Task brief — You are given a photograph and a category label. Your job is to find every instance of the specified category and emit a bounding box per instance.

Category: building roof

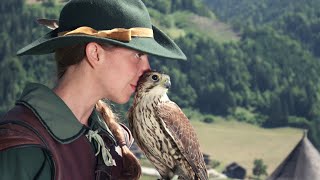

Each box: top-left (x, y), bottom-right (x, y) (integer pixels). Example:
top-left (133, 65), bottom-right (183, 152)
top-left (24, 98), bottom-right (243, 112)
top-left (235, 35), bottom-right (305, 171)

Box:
top-left (267, 132), bottom-right (320, 180)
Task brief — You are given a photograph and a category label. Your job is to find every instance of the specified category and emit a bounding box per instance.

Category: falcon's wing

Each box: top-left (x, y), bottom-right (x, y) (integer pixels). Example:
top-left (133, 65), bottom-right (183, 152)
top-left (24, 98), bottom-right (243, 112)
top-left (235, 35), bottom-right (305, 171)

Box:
top-left (127, 107), bottom-right (141, 148)
top-left (155, 101), bottom-right (208, 180)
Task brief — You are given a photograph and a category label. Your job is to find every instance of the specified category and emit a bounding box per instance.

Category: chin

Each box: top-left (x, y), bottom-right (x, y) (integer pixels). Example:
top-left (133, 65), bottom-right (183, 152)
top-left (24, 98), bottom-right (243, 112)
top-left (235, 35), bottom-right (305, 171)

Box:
top-left (114, 97), bottom-right (130, 104)
top-left (109, 91), bottom-right (132, 104)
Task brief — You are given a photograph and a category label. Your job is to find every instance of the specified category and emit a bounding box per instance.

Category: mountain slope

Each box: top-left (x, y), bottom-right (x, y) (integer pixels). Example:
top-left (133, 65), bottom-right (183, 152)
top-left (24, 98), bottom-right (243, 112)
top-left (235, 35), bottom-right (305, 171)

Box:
top-left (203, 0), bottom-right (320, 56)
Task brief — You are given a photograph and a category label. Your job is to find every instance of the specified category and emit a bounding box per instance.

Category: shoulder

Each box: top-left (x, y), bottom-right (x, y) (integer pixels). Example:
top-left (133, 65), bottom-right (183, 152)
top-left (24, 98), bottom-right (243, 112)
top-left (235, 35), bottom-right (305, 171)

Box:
top-left (0, 115), bottom-right (48, 151)
top-left (0, 107), bottom-right (54, 179)
top-left (0, 147), bottom-right (53, 180)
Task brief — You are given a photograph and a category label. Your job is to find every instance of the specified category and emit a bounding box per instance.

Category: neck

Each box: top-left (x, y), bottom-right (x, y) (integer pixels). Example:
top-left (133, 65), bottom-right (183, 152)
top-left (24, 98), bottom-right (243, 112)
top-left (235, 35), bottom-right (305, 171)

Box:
top-left (134, 91), bottom-right (170, 107)
top-left (53, 65), bottom-right (102, 126)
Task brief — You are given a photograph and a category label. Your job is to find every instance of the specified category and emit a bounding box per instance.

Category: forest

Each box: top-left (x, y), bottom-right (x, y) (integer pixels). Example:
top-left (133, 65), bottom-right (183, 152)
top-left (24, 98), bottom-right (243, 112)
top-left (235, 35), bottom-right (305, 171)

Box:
top-left (0, 0), bottom-right (319, 150)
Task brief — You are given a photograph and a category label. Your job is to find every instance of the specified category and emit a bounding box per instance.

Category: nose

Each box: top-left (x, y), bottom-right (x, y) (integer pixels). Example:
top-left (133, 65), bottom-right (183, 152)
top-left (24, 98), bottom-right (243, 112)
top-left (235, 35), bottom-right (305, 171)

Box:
top-left (139, 55), bottom-right (151, 74)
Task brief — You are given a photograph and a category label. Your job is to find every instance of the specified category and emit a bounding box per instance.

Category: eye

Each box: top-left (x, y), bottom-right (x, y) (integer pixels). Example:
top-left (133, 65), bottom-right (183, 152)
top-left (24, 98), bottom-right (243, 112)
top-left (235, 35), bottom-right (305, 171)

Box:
top-left (151, 74), bottom-right (159, 81)
top-left (134, 53), bottom-right (144, 60)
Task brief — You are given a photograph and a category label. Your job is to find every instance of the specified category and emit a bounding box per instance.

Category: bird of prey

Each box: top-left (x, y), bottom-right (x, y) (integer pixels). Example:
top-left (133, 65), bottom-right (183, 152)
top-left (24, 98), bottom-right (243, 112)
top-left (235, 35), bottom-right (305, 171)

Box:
top-left (128, 70), bottom-right (208, 180)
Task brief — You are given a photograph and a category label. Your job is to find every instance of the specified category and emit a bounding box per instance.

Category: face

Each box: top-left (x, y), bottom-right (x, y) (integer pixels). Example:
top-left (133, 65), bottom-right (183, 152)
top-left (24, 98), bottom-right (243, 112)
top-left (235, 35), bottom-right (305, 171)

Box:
top-left (136, 71), bottom-right (171, 96)
top-left (99, 46), bottom-right (151, 104)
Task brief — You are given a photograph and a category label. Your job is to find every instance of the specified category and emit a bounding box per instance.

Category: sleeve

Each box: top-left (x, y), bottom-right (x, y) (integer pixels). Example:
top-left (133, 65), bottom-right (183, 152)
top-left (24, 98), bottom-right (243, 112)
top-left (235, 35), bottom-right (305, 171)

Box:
top-left (119, 123), bottom-right (134, 148)
top-left (0, 147), bottom-right (53, 180)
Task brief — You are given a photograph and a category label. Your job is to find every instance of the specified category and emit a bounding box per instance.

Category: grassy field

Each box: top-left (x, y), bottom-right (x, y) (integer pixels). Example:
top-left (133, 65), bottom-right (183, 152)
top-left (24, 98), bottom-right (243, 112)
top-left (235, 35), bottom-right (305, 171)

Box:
top-left (193, 120), bottom-right (303, 175)
top-left (139, 120), bottom-right (302, 179)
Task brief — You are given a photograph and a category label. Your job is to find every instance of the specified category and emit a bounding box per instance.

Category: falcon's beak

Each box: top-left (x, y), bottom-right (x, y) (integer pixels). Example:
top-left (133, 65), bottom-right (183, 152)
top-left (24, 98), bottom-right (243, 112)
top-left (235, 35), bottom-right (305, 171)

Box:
top-left (163, 76), bottom-right (171, 89)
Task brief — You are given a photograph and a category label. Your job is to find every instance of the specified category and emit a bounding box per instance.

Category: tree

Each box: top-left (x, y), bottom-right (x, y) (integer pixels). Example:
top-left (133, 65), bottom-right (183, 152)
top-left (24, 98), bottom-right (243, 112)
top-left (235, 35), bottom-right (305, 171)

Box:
top-left (252, 158), bottom-right (268, 179)
top-left (309, 119), bottom-right (320, 150)
top-left (0, 57), bottom-right (28, 112)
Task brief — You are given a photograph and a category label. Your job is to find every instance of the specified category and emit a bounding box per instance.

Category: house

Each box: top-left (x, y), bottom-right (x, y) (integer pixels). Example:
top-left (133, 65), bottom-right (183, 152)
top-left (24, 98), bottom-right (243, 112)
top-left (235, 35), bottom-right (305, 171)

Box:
top-left (223, 162), bottom-right (246, 179)
top-left (203, 153), bottom-right (211, 165)
top-left (267, 131), bottom-right (320, 180)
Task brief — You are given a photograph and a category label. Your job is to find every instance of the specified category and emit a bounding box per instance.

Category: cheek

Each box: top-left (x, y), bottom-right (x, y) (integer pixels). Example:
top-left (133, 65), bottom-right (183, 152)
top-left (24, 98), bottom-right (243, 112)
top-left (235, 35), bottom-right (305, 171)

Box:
top-left (108, 60), bottom-right (140, 89)
top-left (113, 62), bottom-right (135, 78)
top-left (126, 63), bottom-right (141, 79)
top-left (117, 66), bottom-right (137, 89)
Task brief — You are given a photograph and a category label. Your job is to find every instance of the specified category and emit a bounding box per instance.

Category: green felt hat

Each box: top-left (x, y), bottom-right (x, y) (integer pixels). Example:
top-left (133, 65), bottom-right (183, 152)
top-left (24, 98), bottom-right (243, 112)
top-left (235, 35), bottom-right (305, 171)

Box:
top-left (17, 0), bottom-right (186, 60)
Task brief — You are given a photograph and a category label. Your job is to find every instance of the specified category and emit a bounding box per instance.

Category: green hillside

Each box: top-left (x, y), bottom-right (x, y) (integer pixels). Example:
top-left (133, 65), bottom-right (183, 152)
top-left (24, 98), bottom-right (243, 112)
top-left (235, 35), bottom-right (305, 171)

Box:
top-left (1, 0), bottom-right (319, 179)
top-left (1, 0), bottom-right (319, 152)
top-left (204, 0), bottom-right (320, 57)
top-left (193, 120), bottom-right (302, 176)
top-left (149, 10), bottom-right (239, 43)
top-left (198, 0), bottom-right (320, 149)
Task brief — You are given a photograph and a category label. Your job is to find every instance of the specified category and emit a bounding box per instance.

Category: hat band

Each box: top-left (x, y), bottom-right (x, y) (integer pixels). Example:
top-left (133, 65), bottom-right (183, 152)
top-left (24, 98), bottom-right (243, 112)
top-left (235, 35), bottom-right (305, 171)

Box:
top-left (58, 26), bottom-right (153, 42)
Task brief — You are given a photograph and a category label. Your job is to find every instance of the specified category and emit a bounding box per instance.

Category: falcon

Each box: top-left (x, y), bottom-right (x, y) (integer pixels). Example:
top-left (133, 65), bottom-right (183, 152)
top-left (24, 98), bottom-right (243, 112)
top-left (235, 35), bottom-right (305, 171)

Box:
top-left (128, 70), bottom-right (208, 180)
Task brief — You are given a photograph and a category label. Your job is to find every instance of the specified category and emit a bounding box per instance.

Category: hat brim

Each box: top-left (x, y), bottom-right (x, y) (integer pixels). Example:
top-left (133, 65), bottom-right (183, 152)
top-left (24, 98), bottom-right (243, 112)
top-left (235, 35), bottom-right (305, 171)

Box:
top-left (17, 25), bottom-right (186, 60)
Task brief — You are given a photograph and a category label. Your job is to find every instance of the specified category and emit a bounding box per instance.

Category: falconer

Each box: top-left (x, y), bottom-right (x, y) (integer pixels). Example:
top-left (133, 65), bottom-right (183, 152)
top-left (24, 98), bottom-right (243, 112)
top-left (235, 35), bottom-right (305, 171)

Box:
top-left (0, 0), bottom-right (186, 179)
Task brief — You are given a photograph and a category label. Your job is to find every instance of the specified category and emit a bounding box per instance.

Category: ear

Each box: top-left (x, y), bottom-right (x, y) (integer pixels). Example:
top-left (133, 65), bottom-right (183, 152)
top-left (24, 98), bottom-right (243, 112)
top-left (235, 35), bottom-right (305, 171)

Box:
top-left (85, 42), bottom-right (104, 68)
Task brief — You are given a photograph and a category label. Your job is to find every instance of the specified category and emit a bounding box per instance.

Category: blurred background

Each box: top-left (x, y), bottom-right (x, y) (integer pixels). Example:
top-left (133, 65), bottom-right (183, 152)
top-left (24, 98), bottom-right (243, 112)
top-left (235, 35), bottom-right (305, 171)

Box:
top-left (1, 0), bottom-right (320, 179)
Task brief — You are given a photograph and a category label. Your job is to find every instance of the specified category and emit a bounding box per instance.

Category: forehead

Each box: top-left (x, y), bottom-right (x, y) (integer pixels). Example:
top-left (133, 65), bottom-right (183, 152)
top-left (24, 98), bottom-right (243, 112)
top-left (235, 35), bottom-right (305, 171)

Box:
top-left (104, 45), bottom-right (141, 55)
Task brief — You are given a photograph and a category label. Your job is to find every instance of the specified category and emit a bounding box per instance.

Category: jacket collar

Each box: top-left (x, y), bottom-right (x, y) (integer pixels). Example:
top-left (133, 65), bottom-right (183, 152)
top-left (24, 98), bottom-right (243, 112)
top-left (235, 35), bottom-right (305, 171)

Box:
top-left (16, 83), bottom-right (115, 144)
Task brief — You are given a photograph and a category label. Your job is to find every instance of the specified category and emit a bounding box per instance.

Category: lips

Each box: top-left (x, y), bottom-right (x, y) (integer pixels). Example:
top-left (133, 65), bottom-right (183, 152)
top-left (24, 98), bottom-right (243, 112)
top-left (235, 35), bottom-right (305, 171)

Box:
top-left (130, 84), bottom-right (137, 91)
top-left (131, 75), bottom-right (142, 92)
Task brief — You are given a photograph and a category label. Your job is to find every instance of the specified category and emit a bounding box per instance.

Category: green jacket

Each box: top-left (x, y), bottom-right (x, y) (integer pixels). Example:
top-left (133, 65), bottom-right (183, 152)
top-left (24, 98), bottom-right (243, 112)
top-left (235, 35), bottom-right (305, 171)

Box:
top-left (0, 83), bottom-right (119, 180)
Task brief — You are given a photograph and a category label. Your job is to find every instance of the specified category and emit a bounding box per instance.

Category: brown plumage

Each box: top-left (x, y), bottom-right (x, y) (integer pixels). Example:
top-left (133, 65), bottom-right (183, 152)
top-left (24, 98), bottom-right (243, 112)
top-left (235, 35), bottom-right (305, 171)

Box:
top-left (128, 71), bottom-right (208, 180)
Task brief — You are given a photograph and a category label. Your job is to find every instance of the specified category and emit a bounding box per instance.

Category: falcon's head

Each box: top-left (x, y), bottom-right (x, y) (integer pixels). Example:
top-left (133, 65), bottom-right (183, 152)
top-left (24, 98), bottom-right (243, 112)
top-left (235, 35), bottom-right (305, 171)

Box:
top-left (136, 70), bottom-right (171, 96)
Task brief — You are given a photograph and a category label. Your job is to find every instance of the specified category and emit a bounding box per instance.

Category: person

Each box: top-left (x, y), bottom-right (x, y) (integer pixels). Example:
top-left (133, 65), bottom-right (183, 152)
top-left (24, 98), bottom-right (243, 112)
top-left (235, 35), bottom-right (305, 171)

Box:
top-left (0, 0), bottom-right (186, 179)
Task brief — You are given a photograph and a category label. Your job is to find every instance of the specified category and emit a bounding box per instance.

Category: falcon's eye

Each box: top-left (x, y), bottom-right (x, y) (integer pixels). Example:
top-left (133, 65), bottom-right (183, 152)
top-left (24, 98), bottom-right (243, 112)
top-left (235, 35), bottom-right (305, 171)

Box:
top-left (151, 75), bottom-right (159, 81)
